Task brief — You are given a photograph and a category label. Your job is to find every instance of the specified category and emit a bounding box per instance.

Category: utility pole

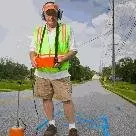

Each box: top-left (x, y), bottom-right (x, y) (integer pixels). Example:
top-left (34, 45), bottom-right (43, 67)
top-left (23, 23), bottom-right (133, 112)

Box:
top-left (99, 60), bottom-right (102, 73)
top-left (112, 0), bottom-right (116, 84)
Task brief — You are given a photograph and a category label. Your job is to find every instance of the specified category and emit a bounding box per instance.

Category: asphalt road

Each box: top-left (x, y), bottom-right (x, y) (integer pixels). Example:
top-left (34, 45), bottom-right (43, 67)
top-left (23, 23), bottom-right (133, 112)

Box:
top-left (0, 80), bottom-right (136, 136)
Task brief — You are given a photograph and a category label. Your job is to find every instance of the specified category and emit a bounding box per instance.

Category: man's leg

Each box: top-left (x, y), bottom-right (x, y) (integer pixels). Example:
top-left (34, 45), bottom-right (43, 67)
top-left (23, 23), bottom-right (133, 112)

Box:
top-left (51, 77), bottom-right (79, 135)
top-left (34, 77), bottom-right (57, 135)
top-left (43, 99), bottom-right (54, 121)
top-left (63, 100), bottom-right (75, 124)
top-left (63, 100), bottom-right (79, 136)
top-left (43, 99), bottom-right (57, 136)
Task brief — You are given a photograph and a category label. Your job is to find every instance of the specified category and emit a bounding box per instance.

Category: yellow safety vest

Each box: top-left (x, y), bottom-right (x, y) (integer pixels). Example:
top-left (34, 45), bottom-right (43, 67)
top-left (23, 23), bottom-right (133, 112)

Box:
top-left (33, 23), bottom-right (71, 73)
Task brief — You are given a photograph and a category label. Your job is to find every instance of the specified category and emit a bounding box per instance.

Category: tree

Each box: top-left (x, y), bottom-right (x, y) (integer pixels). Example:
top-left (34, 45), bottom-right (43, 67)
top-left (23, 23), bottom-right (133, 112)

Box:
top-left (102, 66), bottom-right (111, 78)
top-left (69, 56), bottom-right (94, 81)
top-left (117, 57), bottom-right (133, 82)
top-left (0, 57), bottom-right (29, 81)
top-left (102, 57), bottom-right (136, 83)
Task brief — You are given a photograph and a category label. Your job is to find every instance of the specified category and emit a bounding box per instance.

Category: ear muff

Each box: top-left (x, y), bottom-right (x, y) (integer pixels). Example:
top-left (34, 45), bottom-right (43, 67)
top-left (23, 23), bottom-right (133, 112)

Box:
top-left (41, 11), bottom-right (46, 21)
top-left (41, 2), bottom-right (63, 21)
top-left (58, 9), bottom-right (63, 20)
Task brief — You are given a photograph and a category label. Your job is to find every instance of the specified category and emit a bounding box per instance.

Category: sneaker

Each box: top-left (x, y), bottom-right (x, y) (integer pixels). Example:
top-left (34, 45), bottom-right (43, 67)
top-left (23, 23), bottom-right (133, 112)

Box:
top-left (44, 124), bottom-right (57, 136)
top-left (68, 128), bottom-right (79, 136)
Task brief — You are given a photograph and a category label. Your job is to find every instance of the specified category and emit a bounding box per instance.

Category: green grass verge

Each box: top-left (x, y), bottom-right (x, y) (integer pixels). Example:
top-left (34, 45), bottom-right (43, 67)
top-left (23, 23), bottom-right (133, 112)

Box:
top-left (0, 80), bottom-right (32, 92)
top-left (0, 79), bottom-right (92, 92)
top-left (100, 79), bottom-right (136, 104)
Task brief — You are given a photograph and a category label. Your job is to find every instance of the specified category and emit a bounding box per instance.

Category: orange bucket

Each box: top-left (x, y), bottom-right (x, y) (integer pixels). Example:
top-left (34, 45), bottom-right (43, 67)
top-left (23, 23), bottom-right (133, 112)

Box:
top-left (35, 56), bottom-right (55, 68)
top-left (8, 127), bottom-right (24, 136)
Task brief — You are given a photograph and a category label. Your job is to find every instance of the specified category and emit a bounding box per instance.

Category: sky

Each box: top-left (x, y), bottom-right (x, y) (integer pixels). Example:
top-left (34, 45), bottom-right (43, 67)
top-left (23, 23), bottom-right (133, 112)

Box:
top-left (0, 0), bottom-right (136, 72)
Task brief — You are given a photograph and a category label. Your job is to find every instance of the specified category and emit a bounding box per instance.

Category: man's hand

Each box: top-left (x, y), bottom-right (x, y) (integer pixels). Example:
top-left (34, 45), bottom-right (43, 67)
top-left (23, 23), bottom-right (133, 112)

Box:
top-left (31, 57), bottom-right (37, 68)
top-left (29, 51), bottom-right (37, 68)
top-left (60, 50), bottom-right (77, 62)
top-left (54, 62), bottom-right (61, 68)
top-left (54, 57), bottom-right (63, 68)
top-left (54, 50), bottom-right (77, 68)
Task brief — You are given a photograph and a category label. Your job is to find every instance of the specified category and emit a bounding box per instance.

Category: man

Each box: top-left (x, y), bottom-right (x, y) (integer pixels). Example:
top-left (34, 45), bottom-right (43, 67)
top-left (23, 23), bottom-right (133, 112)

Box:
top-left (29, 1), bottom-right (79, 136)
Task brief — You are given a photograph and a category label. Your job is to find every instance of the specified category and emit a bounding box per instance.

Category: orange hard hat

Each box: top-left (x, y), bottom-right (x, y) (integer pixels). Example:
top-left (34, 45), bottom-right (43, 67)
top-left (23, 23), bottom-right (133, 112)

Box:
top-left (42, 2), bottom-right (59, 13)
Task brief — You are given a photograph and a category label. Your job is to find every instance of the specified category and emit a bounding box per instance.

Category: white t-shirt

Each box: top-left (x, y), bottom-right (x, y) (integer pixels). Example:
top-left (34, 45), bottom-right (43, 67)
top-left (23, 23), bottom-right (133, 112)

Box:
top-left (30, 25), bottom-right (77, 80)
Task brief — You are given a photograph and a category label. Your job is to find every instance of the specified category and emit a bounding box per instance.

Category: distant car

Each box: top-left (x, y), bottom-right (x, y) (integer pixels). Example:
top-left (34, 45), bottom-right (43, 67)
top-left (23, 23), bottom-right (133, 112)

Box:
top-left (109, 76), bottom-right (122, 81)
top-left (115, 77), bottom-right (122, 81)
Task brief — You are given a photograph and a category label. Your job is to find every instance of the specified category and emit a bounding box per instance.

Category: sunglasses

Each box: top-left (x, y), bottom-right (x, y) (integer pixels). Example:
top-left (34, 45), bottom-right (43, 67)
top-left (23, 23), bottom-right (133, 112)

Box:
top-left (45, 10), bottom-right (58, 16)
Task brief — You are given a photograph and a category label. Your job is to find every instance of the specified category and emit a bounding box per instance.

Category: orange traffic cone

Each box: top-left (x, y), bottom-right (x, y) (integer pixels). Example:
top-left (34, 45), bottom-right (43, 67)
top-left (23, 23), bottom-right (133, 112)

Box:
top-left (8, 126), bottom-right (24, 136)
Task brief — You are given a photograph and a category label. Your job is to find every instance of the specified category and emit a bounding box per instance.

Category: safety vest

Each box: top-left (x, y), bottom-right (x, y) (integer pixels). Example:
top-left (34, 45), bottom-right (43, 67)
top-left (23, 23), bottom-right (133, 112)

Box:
top-left (33, 23), bottom-right (71, 73)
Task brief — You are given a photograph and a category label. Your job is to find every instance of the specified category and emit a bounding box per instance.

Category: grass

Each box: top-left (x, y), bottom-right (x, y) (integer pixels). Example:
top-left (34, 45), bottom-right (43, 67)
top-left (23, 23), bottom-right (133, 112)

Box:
top-left (0, 79), bottom-right (79, 92)
top-left (0, 79), bottom-right (92, 92)
top-left (0, 80), bottom-right (32, 92)
top-left (100, 79), bottom-right (136, 104)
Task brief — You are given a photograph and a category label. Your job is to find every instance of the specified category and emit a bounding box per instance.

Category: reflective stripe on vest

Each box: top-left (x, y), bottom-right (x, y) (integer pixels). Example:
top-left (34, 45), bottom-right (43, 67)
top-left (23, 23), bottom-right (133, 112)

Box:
top-left (37, 26), bottom-right (42, 44)
top-left (62, 24), bottom-right (66, 43)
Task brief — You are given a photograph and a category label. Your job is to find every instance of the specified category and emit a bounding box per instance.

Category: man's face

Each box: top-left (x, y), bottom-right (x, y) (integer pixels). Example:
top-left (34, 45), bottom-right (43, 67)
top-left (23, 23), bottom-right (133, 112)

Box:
top-left (44, 4), bottom-right (58, 27)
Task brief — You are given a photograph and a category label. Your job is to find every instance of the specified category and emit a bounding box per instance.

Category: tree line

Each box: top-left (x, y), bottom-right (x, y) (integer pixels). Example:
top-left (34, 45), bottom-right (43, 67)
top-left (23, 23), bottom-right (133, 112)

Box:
top-left (0, 58), bottom-right (29, 81)
top-left (101, 57), bottom-right (136, 83)
top-left (0, 56), bottom-right (94, 82)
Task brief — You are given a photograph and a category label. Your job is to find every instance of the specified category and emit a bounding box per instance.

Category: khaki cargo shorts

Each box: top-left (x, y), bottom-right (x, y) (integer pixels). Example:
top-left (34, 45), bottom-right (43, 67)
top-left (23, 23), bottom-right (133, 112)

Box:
top-left (34, 76), bottom-right (72, 101)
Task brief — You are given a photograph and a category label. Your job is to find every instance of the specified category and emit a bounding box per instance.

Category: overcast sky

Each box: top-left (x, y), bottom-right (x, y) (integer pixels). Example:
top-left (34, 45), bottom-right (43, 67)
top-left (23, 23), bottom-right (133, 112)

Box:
top-left (0, 0), bottom-right (136, 72)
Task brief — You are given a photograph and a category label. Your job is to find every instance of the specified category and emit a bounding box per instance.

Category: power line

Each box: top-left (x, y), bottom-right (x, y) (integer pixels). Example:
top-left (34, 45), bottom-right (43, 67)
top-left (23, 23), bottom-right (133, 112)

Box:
top-left (102, 2), bottom-right (136, 58)
top-left (100, 0), bottom-right (136, 69)
top-left (77, 12), bottom-right (135, 48)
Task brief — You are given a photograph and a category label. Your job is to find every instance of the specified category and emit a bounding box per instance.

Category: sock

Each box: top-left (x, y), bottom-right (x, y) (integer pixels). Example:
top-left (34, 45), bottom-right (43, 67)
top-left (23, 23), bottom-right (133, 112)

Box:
top-left (49, 120), bottom-right (56, 126)
top-left (69, 123), bottom-right (76, 130)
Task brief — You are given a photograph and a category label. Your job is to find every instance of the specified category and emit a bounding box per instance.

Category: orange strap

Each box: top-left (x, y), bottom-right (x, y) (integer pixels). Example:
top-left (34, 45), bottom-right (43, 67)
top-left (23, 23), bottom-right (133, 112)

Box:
top-left (37, 26), bottom-right (43, 44)
top-left (62, 24), bottom-right (66, 42)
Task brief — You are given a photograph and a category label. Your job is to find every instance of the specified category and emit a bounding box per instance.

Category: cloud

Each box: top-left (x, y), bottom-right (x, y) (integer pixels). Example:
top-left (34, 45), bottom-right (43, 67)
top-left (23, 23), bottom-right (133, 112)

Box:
top-left (33, 0), bottom-right (109, 23)
top-left (0, 0), bottom-right (43, 66)
top-left (91, 1), bottom-right (136, 58)
top-left (82, 0), bottom-right (136, 68)
top-left (111, 1), bottom-right (136, 58)
top-left (92, 13), bottom-right (109, 29)
top-left (61, 16), bottom-right (103, 70)
top-left (0, 0), bottom-right (110, 71)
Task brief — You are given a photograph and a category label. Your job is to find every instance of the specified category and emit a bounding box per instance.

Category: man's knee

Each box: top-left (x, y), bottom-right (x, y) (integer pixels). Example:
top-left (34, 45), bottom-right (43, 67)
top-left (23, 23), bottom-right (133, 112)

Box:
top-left (63, 100), bottom-right (72, 104)
top-left (43, 98), bottom-right (52, 103)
